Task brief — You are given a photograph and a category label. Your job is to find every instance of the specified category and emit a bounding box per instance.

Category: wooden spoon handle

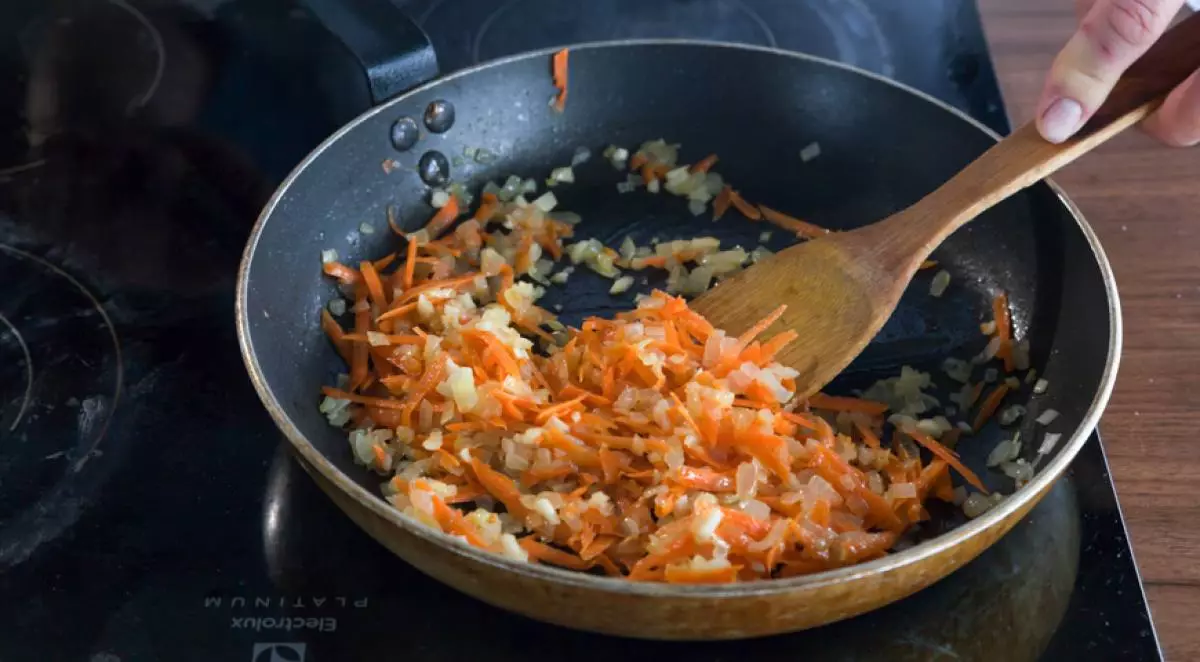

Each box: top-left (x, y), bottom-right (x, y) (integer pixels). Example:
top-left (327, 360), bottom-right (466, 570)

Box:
top-left (895, 9), bottom-right (1200, 250)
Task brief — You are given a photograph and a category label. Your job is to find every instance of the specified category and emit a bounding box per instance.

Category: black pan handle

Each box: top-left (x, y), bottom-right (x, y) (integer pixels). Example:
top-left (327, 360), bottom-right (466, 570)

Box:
top-left (300, 0), bottom-right (439, 105)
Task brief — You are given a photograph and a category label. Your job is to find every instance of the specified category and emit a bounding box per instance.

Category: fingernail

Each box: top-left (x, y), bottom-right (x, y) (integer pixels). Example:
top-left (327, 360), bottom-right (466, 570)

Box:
top-left (1040, 97), bottom-right (1083, 143)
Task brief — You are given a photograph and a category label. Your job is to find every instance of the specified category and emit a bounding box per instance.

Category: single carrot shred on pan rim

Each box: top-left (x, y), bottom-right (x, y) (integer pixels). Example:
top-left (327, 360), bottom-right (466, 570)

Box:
top-left (551, 49), bottom-right (569, 112)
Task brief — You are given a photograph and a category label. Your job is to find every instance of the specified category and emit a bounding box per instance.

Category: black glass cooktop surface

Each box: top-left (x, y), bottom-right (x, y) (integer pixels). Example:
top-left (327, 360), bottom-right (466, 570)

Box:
top-left (0, 0), bottom-right (1159, 660)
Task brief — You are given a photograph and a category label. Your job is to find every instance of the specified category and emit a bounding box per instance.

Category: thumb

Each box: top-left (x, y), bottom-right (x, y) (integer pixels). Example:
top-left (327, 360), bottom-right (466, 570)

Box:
top-left (1036, 0), bottom-right (1183, 143)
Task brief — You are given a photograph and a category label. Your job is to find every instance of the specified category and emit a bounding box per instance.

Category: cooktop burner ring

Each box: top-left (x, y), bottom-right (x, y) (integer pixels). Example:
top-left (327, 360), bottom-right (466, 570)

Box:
top-left (0, 311), bottom-right (33, 432)
top-left (0, 243), bottom-right (123, 566)
top-left (410, 0), bottom-right (892, 77)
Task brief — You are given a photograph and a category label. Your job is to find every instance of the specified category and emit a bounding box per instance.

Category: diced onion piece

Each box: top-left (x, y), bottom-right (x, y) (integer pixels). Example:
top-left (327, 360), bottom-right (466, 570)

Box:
top-left (942, 357), bottom-right (971, 383)
top-left (800, 142), bottom-right (822, 162)
top-left (998, 405), bottom-right (1025, 426)
top-left (1035, 409), bottom-right (1060, 426)
top-left (367, 331), bottom-right (390, 346)
top-left (1038, 432), bottom-right (1063, 456)
top-left (359, 222), bottom-right (375, 235)
top-left (692, 508), bottom-right (723, 543)
top-left (328, 298), bottom-right (347, 316)
top-left (610, 276), bottom-right (635, 295)
top-left (1033, 378), bottom-right (1049, 394)
top-left (571, 146), bottom-right (591, 166)
top-left (962, 492), bottom-right (994, 518)
top-left (532, 192), bottom-right (558, 212)
top-left (930, 270), bottom-right (951, 297)
top-left (321, 249), bottom-right (338, 264)
top-left (547, 167), bottom-right (575, 186)
top-left (987, 437), bottom-right (1022, 467)
top-left (431, 189), bottom-right (451, 208)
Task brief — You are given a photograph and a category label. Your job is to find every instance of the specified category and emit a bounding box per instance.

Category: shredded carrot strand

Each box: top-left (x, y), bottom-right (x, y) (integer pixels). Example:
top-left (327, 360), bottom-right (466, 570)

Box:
top-left (807, 393), bottom-right (889, 416)
top-left (757, 204), bottom-right (829, 239)
top-left (904, 427), bottom-right (989, 494)
top-left (424, 196), bottom-right (461, 238)
top-left (993, 292), bottom-right (1014, 372)
top-left (690, 154), bottom-right (719, 174)
top-left (551, 49), bottom-right (569, 112)
top-left (973, 383), bottom-right (1011, 432)
top-left (727, 189), bottom-right (761, 220)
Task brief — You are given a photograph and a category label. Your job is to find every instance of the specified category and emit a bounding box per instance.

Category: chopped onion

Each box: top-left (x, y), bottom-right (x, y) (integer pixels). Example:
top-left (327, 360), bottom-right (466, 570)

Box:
top-left (610, 276), bottom-right (634, 295)
top-left (1001, 459), bottom-right (1034, 483)
top-left (987, 436), bottom-right (1022, 467)
top-left (498, 175), bottom-right (522, 202)
top-left (430, 189), bottom-right (451, 208)
top-left (998, 404), bottom-right (1026, 426)
top-left (619, 236), bottom-right (637, 262)
top-left (328, 298), bottom-right (347, 316)
top-left (1033, 378), bottom-right (1049, 394)
top-left (604, 145), bottom-right (629, 170)
top-left (532, 192), bottom-right (558, 212)
top-left (1037, 432), bottom-right (1063, 456)
top-left (688, 199), bottom-right (707, 216)
top-left (799, 141), bottom-right (822, 162)
top-left (321, 249), bottom-right (338, 264)
top-left (1035, 409), bottom-right (1060, 426)
top-left (571, 145), bottom-right (591, 166)
top-left (962, 492), bottom-right (993, 518)
top-left (367, 331), bottom-right (390, 346)
top-left (942, 357), bottom-right (972, 383)
top-left (741, 499), bottom-right (771, 521)
top-left (550, 266), bottom-right (573, 284)
top-left (735, 462), bottom-right (758, 501)
top-left (983, 367), bottom-right (999, 383)
top-left (930, 270), bottom-right (951, 297)
top-left (980, 320), bottom-right (996, 335)
top-left (359, 222), bottom-right (375, 235)
top-left (547, 167), bottom-right (575, 186)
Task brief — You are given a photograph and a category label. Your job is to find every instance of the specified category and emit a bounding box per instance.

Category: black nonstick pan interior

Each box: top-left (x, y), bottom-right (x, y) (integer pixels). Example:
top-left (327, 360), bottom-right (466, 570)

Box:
top-left (240, 42), bottom-right (1117, 547)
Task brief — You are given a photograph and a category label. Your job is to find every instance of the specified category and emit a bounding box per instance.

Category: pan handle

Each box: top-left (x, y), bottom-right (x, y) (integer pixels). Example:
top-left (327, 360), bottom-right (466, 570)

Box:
top-left (300, 0), bottom-right (439, 105)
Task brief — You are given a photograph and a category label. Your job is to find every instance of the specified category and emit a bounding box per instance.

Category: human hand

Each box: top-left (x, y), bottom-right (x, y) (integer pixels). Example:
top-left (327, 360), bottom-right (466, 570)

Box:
top-left (1036, 0), bottom-right (1200, 145)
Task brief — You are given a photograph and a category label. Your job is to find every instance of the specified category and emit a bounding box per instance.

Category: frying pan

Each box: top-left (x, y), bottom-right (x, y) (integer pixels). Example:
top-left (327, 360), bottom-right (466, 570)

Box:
top-left (236, 2), bottom-right (1120, 640)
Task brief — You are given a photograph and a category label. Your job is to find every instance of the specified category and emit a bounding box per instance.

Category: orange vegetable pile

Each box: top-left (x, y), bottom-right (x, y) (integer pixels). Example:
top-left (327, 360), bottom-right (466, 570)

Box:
top-left (316, 188), bottom-right (990, 583)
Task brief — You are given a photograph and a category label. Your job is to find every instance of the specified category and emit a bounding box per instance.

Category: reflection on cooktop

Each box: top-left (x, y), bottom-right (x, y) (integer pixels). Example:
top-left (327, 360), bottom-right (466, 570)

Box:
top-left (0, 245), bottom-right (121, 567)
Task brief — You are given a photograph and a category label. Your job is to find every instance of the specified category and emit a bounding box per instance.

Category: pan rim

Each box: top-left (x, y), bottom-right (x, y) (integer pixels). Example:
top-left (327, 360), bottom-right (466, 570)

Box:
top-left (235, 38), bottom-right (1122, 598)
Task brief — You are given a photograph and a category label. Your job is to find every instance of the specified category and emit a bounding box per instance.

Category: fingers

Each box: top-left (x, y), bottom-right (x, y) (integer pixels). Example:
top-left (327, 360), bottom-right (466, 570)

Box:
top-left (1035, 0), bottom-right (1184, 143)
top-left (1144, 69), bottom-right (1200, 146)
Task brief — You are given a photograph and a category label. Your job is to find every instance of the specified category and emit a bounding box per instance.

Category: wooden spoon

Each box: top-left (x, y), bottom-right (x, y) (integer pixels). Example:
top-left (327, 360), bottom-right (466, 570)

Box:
top-left (693, 10), bottom-right (1200, 398)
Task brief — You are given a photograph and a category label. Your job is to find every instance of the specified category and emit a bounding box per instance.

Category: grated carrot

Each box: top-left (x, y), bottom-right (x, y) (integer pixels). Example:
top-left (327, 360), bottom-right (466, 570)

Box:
top-left (312, 147), bottom-right (1021, 584)
top-left (551, 49), bottom-right (569, 112)
top-left (972, 383), bottom-right (1010, 432)
top-left (713, 185), bottom-right (733, 220)
top-left (727, 189), bottom-right (762, 220)
top-left (757, 204), bottom-right (829, 239)
top-left (690, 154), bottom-right (719, 174)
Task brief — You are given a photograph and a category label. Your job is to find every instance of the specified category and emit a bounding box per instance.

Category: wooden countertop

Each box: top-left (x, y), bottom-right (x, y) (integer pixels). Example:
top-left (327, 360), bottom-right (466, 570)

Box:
top-left (978, 1), bottom-right (1200, 658)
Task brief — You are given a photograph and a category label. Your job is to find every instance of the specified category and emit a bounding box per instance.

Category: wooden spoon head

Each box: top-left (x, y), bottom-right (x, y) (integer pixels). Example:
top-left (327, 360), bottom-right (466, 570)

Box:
top-left (691, 225), bottom-right (917, 398)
